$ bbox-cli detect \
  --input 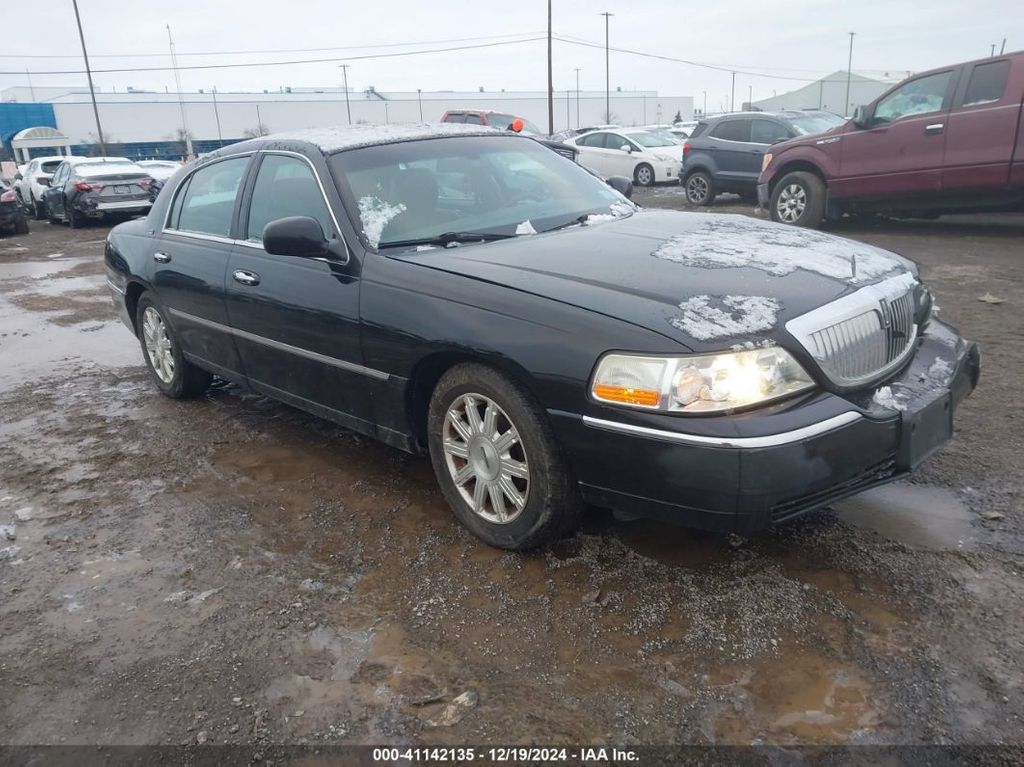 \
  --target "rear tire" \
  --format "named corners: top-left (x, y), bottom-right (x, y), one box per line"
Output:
top-left (135, 293), bottom-right (213, 399)
top-left (67, 206), bottom-right (85, 229)
top-left (634, 163), bottom-right (656, 187)
top-left (769, 171), bottom-right (826, 229)
top-left (684, 170), bottom-right (716, 206)
top-left (427, 363), bottom-right (582, 550)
